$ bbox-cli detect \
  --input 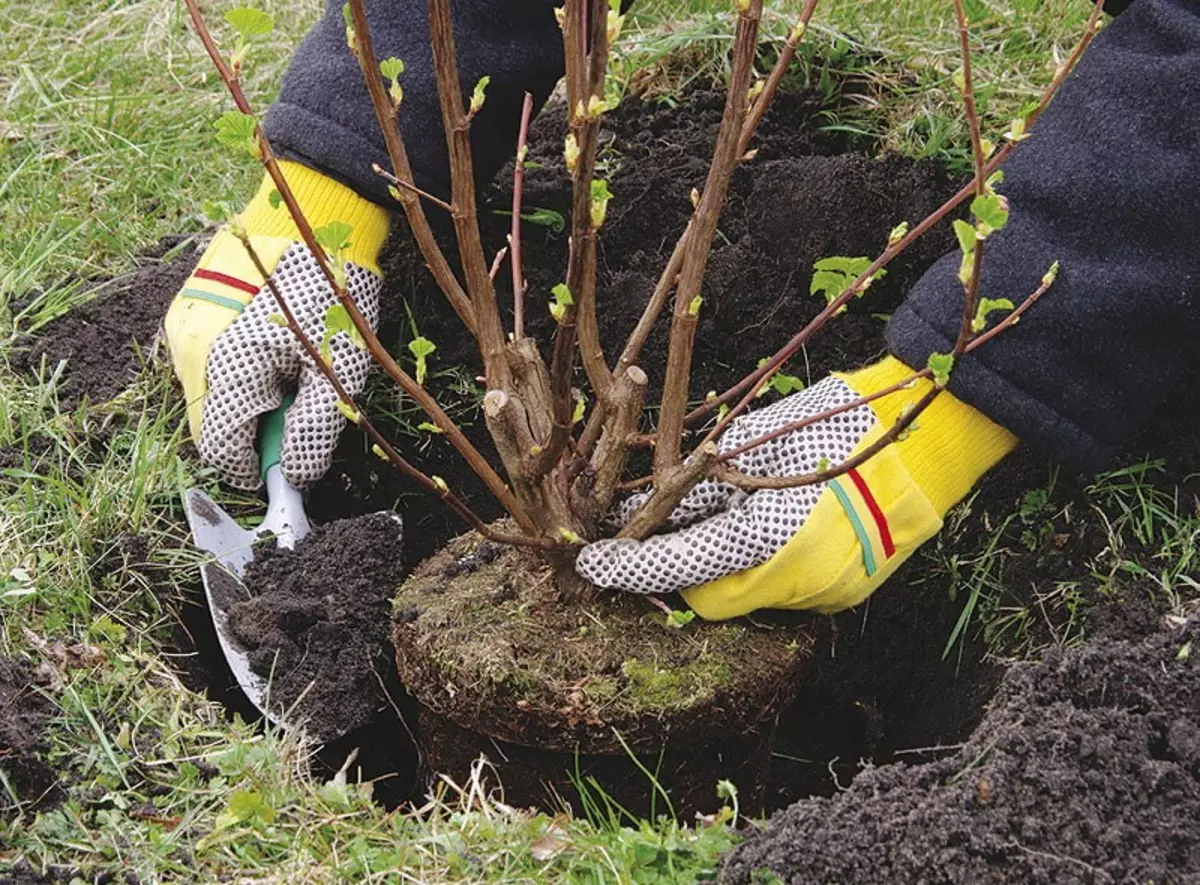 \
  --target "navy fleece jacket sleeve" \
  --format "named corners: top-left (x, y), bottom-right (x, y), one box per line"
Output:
top-left (887, 0), bottom-right (1200, 472)
top-left (263, 0), bottom-right (566, 205)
